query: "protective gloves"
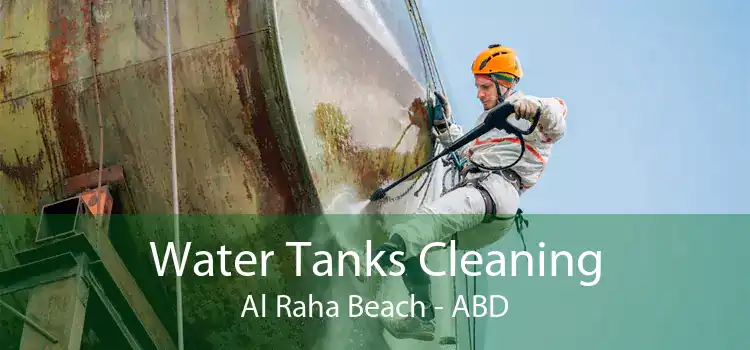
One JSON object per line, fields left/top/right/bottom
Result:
{"left": 431, "top": 91, "right": 452, "bottom": 132}
{"left": 512, "top": 96, "right": 543, "bottom": 121}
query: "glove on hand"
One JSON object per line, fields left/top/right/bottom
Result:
{"left": 513, "top": 96, "right": 543, "bottom": 121}
{"left": 432, "top": 91, "right": 452, "bottom": 128}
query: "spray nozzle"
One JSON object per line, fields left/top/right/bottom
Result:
{"left": 370, "top": 188, "right": 387, "bottom": 201}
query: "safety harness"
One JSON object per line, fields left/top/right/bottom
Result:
{"left": 455, "top": 164, "right": 530, "bottom": 250}
{"left": 430, "top": 85, "right": 531, "bottom": 251}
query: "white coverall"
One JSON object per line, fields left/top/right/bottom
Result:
{"left": 390, "top": 91, "right": 568, "bottom": 259}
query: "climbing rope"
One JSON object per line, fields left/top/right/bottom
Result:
{"left": 407, "top": 0, "right": 445, "bottom": 95}
{"left": 378, "top": 124, "right": 425, "bottom": 203}
{"left": 162, "top": 1, "right": 184, "bottom": 349}
{"left": 405, "top": 0, "right": 443, "bottom": 96}
{"left": 405, "top": 2, "right": 497, "bottom": 348}
{"left": 405, "top": 0, "right": 465, "bottom": 177}
{"left": 89, "top": 0, "right": 106, "bottom": 250}
{"left": 405, "top": 1, "right": 478, "bottom": 347}
{"left": 472, "top": 263, "right": 478, "bottom": 349}
{"left": 375, "top": 0, "right": 449, "bottom": 206}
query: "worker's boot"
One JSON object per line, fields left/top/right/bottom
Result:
{"left": 381, "top": 257, "right": 436, "bottom": 342}
{"left": 381, "top": 313, "right": 436, "bottom": 342}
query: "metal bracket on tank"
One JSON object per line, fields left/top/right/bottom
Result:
{"left": 0, "top": 178, "right": 176, "bottom": 350}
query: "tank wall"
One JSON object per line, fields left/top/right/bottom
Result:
{"left": 273, "top": 1, "right": 457, "bottom": 349}
{"left": 0, "top": 0, "right": 450, "bottom": 348}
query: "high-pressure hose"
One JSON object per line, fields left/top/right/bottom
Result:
{"left": 466, "top": 109, "right": 540, "bottom": 173}
{"left": 370, "top": 102, "right": 540, "bottom": 201}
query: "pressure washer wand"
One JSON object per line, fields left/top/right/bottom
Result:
{"left": 370, "top": 103, "right": 522, "bottom": 201}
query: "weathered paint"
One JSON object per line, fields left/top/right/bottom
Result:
{"left": 0, "top": 0, "right": 453, "bottom": 348}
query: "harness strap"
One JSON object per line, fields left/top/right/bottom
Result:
{"left": 460, "top": 170, "right": 530, "bottom": 251}
{"left": 475, "top": 185, "right": 497, "bottom": 224}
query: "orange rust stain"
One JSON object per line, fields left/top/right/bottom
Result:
{"left": 81, "top": 0, "right": 105, "bottom": 64}
{"left": 48, "top": 0, "right": 92, "bottom": 178}
{"left": 31, "top": 98, "right": 66, "bottom": 191}
{"left": 226, "top": 0, "right": 310, "bottom": 217}
{"left": 225, "top": 0, "right": 238, "bottom": 34}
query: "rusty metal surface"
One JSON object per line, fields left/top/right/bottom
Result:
{"left": 0, "top": 0, "right": 447, "bottom": 348}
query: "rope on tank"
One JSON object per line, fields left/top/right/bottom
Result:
{"left": 405, "top": 2, "right": 477, "bottom": 349}
{"left": 162, "top": 0, "right": 184, "bottom": 349}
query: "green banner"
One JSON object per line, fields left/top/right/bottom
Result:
{"left": 0, "top": 214, "right": 747, "bottom": 349}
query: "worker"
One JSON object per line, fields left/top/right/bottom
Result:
{"left": 366, "top": 44, "right": 568, "bottom": 341}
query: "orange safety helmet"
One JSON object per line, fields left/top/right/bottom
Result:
{"left": 471, "top": 44, "right": 523, "bottom": 85}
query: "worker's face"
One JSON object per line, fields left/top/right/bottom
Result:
{"left": 475, "top": 75, "right": 508, "bottom": 110}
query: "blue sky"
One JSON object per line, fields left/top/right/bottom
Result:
{"left": 419, "top": 0, "right": 749, "bottom": 214}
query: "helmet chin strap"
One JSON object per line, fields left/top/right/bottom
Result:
{"left": 479, "top": 73, "right": 517, "bottom": 109}
{"left": 493, "top": 77, "right": 516, "bottom": 105}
